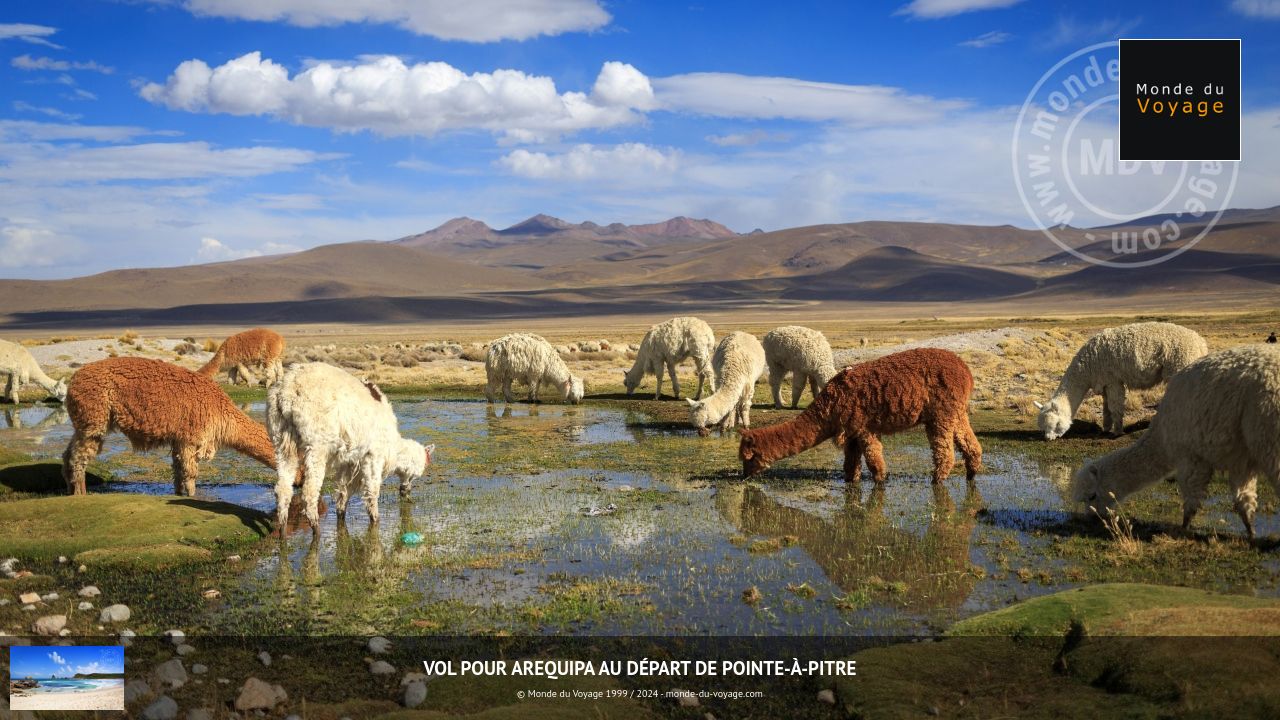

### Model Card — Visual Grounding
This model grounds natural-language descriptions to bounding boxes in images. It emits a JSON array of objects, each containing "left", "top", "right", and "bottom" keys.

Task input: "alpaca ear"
[
  {"left": 1033, "top": 400, "right": 1044, "bottom": 410},
  {"left": 685, "top": 398, "right": 697, "bottom": 407},
  {"left": 424, "top": 444, "right": 435, "bottom": 462}
]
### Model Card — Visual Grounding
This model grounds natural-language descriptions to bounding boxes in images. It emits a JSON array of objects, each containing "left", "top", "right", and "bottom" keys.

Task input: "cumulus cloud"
[
  {"left": 897, "top": 0, "right": 1023, "bottom": 19},
  {"left": 196, "top": 236, "right": 300, "bottom": 262},
  {"left": 499, "top": 143, "right": 680, "bottom": 181},
  {"left": 49, "top": 651, "right": 66, "bottom": 665},
  {"left": 652, "top": 73, "right": 966, "bottom": 125},
  {"left": 1232, "top": 0, "right": 1280, "bottom": 18},
  {"left": 0, "top": 141, "right": 339, "bottom": 183},
  {"left": 959, "top": 30, "right": 1011, "bottom": 48},
  {"left": 175, "top": 0, "right": 610, "bottom": 41},
  {"left": 0, "top": 23, "right": 63, "bottom": 49},
  {"left": 140, "top": 53, "right": 653, "bottom": 142},
  {"left": 0, "top": 222, "right": 81, "bottom": 269},
  {"left": 11, "top": 54, "right": 114, "bottom": 74}
]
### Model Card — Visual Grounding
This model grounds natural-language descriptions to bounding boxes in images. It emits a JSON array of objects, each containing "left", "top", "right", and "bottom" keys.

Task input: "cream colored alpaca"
[
  {"left": 0, "top": 339, "right": 66, "bottom": 404},
  {"left": 687, "top": 331, "right": 766, "bottom": 435}
]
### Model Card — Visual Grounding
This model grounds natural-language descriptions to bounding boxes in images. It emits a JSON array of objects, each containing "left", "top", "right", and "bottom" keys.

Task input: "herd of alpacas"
[{"left": 2, "top": 319, "right": 1278, "bottom": 542}]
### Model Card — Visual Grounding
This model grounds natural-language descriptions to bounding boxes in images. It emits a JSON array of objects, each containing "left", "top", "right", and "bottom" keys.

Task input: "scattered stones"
[
  {"left": 78, "top": 585, "right": 101, "bottom": 597},
  {"left": 817, "top": 689, "right": 836, "bottom": 704},
  {"left": 78, "top": 564, "right": 87, "bottom": 573},
  {"left": 188, "top": 709, "right": 213, "bottom": 720},
  {"left": 124, "top": 679, "right": 153, "bottom": 704},
  {"left": 369, "top": 660, "right": 396, "bottom": 676},
  {"left": 40, "top": 592, "right": 59, "bottom": 601},
  {"left": 18, "top": 592, "right": 40, "bottom": 605},
  {"left": 201, "top": 589, "right": 221, "bottom": 600},
  {"left": 57, "top": 556, "right": 68, "bottom": 564},
  {"left": 100, "top": 604, "right": 131, "bottom": 623},
  {"left": 225, "top": 555, "right": 241, "bottom": 563},
  {"left": 141, "top": 695, "right": 178, "bottom": 720},
  {"left": 0, "top": 557, "right": 18, "bottom": 576},
  {"left": 0, "top": 598, "right": 8, "bottom": 606},
  {"left": 257, "top": 651, "right": 272, "bottom": 667},
  {"left": 120, "top": 628, "right": 136, "bottom": 646},
  {"left": 176, "top": 644, "right": 196, "bottom": 656},
  {"left": 58, "top": 629, "right": 71, "bottom": 637},
  {"left": 234, "top": 678, "right": 287, "bottom": 712},
  {"left": 367, "top": 636, "right": 391, "bottom": 654},
  {"left": 403, "top": 681, "right": 427, "bottom": 708},
  {"left": 78, "top": 601, "right": 93, "bottom": 611},
  {"left": 216, "top": 678, "right": 230, "bottom": 685},
  {"left": 672, "top": 690, "right": 700, "bottom": 708},
  {"left": 22, "top": 604, "right": 36, "bottom": 611},
  {"left": 165, "top": 629, "right": 186, "bottom": 645},
  {"left": 153, "top": 658, "right": 187, "bottom": 689},
  {"left": 191, "top": 664, "right": 207, "bottom": 675},
  {"left": 400, "top": 672, "right": 428, "bottom": 687},
  {"left": 32, "top": 615, "right": 67, "bottom": 636}
]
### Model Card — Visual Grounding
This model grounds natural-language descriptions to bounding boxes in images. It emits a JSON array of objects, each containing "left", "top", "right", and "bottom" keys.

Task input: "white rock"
[
  {"left": 403, "top": 681, "right": 427, "bottom": 708},
  {"left": 124, "top": 679, "right": 153, "bottom": 704},
  {"left": 257, "top": 650, "right": 272, "bottom": 667},
  {"left": 0, "top": 557, "right": 17, "bottom": 575},
  {"left": 78, "top": 564, "right": 88, "bottom": 573},
  {"left": 57, "top": 556, "right": 68, "bottom": 564},
  {"left": 78, "top": 601, "right": 93, "bottom": 611},
  {"left": 100, "top": 604, "right": 131, "bottom": 623},
  {"left": 32, "top": 614, "right": 67, "bottom": 636},
  {"left": 40, "top": 592, "right": 59, "bottom": 601},
  {"left": 18, "top": 591, "right": 40, "bottom": 604},
  {"left": 142, "top": 696, "right": 178, "bottom": 720},
  {"left": 400, "top": 672, "right": 428, "bottom": 687},
  {"left": 0, "top": 598, "right": 8, "bottom": 606},
  {"left": 22, "top": 604, "right": 36, "bottom": 611},
  {"left": 234, "top": 678, "right": 285, "bottom": 712},
  {"left": 191, "top": 664, "right": 207, "bottom": 675},
  {"left": 216, "top": 678, "right": 230, "bottom": 685},
  {"left": 817, "top": 689, "right": 836, "bottom": 704},
  {"left": 176, "top": 644, "right": 196, "bottom": 656},
  {"left": 165, "top": 629, "right": 186, "bottom": 645},
  {"left": 153, "top": 658, "right": 187, "bottom": 688},
  {"left": 58, "top": 628, "right": 71, "bottom": 637},
  {"left": 367, "top": 636, "right": 392, "bottom": 654},
  {"left": 369, "top": 660, "right": 396, "bottom": 675}
]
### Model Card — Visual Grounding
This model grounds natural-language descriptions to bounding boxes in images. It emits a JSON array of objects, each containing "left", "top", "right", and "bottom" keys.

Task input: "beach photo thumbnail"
[{"left": 9, "top": 645, "right": 124, "bottom": 711}]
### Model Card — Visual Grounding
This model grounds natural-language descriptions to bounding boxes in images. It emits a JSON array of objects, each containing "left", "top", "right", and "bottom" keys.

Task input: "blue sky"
[
  {"left": 10, "top": 645, "right": 124, "bottom": 678},
  {"left": 1, "top": 0, "right": 1278, "bottom": 278}
]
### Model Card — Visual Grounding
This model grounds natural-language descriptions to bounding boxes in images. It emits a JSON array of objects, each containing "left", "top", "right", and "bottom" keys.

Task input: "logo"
[{"left": 1012, "top": 41, "right": 1239, "bottom": 269}]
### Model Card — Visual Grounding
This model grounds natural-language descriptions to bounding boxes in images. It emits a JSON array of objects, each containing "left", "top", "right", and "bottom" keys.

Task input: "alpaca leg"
[
  {"left": 484, "top": 376, "right": 497, "bottom": 403},
  {"left": 768, "top": 364, "right": 785, "bottom": 409},
  {"left": 62, "top": 433, "right": 103, "bottom": 495},
  {"left": 300, "top": 451, "right": 327, "bottom": 534},
  {"left": 502, "top": 378, "right": 514, "bottom": 403},
  {"left": 1101, "top": 384, "right": 1126, "bottom": 435},
  {"left": 652, "top": 361, "right": 664, "bottom": 400},
  {"left": 808, "top": 375, "right": 822, "bottom": 403},
  {"left": 668, "top": 361, "right": 681, "bottom": 400},
  {"left": 1176, "top": 461, "right": 1213, "bottom": 532},
  {"left": 843, "top": 437, "right": 866, "bottom": 483},
  {"left": 863, "top": 435, "right": 887, "bottom": 484},
  {"left": 3, "top": 373, "right": 17, "bottom": 404},
  {"left": 1229, "top": 472, "right": 1258, "bottom": 540},
  {"left": 274, "top": 445, "right": 301, "bottom": 525},
  {"left": 234, "top": 363, "right": 256, "bottom": 386},
  {"left": 738, "top": 385, "right": 753, "bottom": 429},
  {"left": 333, "top": 464, "right": 352, "bottom": 518},
  {"left": 530, "top": 377, "right": 541, "bottom": 403},
  {"left": 171, "top": 444, "right": 199, "bottom": 496},
  {"left": 790, "top": 371, "right": 804, "bottom": 409},
  {"left": 926, "top": 422, "right": 957, "bottom": 484},
  {"left": 359, "top": 456, "right": 381, "bottom": 524},
  {"left": 953, "top": 417, "right": 983, "bottom": 485},
  {"left": 694, "top": 360, "right": 708, "bottom": 401}
]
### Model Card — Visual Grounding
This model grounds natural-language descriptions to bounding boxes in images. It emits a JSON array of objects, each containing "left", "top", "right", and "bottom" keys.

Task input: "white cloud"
[
  {"left": 140, "top": 53, "right": 653, "bottom": 142},
  {"left": 0, "top": 23, "right": 63, "bottom": 49},
  {"left": 251, "top": 193, "right": 325, "bottom": 210},
  {"left": 12, "top": 101, "right": 81, "bottom": 121},
  {"left": 73, "top": 662, "right": 109, "bottom": 676},
  {"left": 652, "top": 73, "right": 966, "bottom": 125},
  {"left": 0, "top": 120, "right": 171, "bottom": 142},
  {"left": 196, "top": 236, "right": 300, "bottom": 262},
  {"left": 48, "top": 651, "right": 66, "bottom": 665},
  {"left": 12, "top": 54, "right": 114, "bottom": 74},
  {"left": 500, "top": 143, "right": 680, "bottom": 181},
  {"left": 176, "top": 0, "right": 610, "bottom": 41},
  {"left": 1232, "top": 0, "right": 1280, "bottom": 18},
  {"left": 897, "top": 0, "right": 1023, "bottom": 19},
  {"left": 0, "top": 222, "right": 81, "bottom": 269},
  {"left": 1045, "top": 16, "right": 1142, "bottom": 47},
  {"left": 0, "top": 142, "right": 340, "bottom": 183},
  {"left": 705, "top": 130, "right": 791, "bottom": 147},
  {"left": 959, "top": 30, "right": 1012, "bottom": 48}
]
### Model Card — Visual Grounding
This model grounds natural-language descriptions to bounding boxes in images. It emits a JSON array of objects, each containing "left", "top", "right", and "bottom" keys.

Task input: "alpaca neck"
[
  {"left": 26, "top": 363, "right": 60, "bottom": 392},
  {"left": 1102, "top": 434, "right": 1173, "bottom": 500},
  {"left": 701, "top": 366, "right": 748, "bottom": 423},
  {"left": 221, "top": 410, "right": 277, "bottom": 468},
  {"left": 753, "top": 411, "right": 832, "bottom": 464},
  {"left": 1054, "top": 360, "right": 1093, "bottom": 414},
  {"left": 197, "top": 347, "right": 225, "bottom": 377}
]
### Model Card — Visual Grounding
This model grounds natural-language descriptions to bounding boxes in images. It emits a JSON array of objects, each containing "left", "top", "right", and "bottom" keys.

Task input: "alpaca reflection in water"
[{"left": 717, "top": 482, "right": 981, "bottom": 610}]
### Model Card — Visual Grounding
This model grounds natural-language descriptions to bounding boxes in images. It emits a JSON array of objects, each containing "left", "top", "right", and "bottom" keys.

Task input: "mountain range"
[{"left": 1, "top": 208, "right": 1277, "bottom": 327}]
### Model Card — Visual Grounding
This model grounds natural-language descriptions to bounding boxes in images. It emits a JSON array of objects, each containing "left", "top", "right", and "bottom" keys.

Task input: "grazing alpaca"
[
  {"left": 1036, "top": 322, "right": 1207, "bottom": 439},
  {"left": 199, "top": 328, "right": 286, "bottom": 386},
  {"left": 484, "top": 333, "right": 585, "bottom": 404},
  {"left": 0, "top": 339, "right": 67, "bottom": 404},
  {"left": 1073, "top": 346, "right": 1280, "bottom": 539},
  {"left": 762, "top": 326, "right": 836, "bottom": 409},
  {"left": 738, "top": 348, "right": 982, "bottom": 485},
  {"left": 62, "top": 357, "right": 276, "bottom": 495},
  {"left": 623, "top": 316, "right": 716, "bottom": 400},
  {"left": 687, "top": 331, "right": 766, "bottom": 436},
  {"left": 268, "top": 362, "right": 433, "bottom": 531}
]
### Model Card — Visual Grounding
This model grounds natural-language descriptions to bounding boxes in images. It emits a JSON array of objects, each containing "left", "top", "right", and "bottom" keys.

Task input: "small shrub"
[
  {"left": 118, "top": 330, "right": 139, "bottom": 343},
  {"left": 202, "top": 339, "right": 219, "bottom": 353}
]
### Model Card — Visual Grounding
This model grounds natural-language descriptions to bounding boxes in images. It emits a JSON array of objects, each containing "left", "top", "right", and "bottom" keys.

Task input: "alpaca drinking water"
[
  {"left": 199, "top": 328, "right": 286, "bottom": 386},
  {"left": 687, "top": 331, "right": 765, "bottom": 435},
  {"left": 0, "top": 339, "right": 67, "bottom": 404}
]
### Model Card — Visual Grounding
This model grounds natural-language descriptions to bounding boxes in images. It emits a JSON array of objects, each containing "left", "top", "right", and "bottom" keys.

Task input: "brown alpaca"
[
  {"left": 738, "top": 348, "right": 982, "bottom": 485},
  {"left": 198, "top": 328, "right": 286, "bottom": 386},
  {"left": 62, "top": 357, "right": 277, "bottom": 495}
]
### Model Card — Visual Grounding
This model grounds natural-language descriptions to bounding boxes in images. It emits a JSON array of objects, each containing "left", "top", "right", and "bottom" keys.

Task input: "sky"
[
  {"left": 10, "top": 645, "right": 124, "bottom": 678},
  {"left": 1, "top": 0, "right": 1279, "bottom": 278}
]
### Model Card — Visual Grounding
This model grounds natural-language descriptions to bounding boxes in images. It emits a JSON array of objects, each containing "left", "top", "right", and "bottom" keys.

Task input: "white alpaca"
[
  {"left": 762, "top": 326, "right": 836, "bottom": 409},
  {"left": 268, "top": 362, "right": 433, "bottom": 531},
  {"left": 1036, "top": 322, "right": 1207, "bottom": 439},
  {"left": 0, "top": 339, "right": 67, "bottom": 404},
  {"left": 1073, "top": 346, "right": 1280, "bottom": 539},
  {"left": 484, "top": 333, "right": 585, "bottom": 404},
  {"left": 686, "top": 331, "right": 766, "bottom": 435},
  {"left": 623, "top": 316, "right": 716, "bottom": 400}
]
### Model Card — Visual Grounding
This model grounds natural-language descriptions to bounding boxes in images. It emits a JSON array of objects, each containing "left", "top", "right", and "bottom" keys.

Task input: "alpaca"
[
  {"left": 268, "top": 362, "right": 433, "bottom": 531},
  {"left": 687, "top": 331, "right": 765, "bottom": 436},
  {"left": 623, "top": 316, "right": 716, "bottom": 400},
  {"left": 738, "top": 348, "right": 982, "bottom": 485},
  {"left": 199, "top": 328, "right": 286, "bottom": 386},
  {"left": 1036, "top": 322, "right": 1207, "bottom": 439},
  {"left": 61, "top": 357, "right": 276, "bottom": 495},
  {"left": 762, "top": 326, "right": 836, "bottom": 409},
  {"left": 1072, "top": 346, "right": 1280, "bottom": 539},
  {"left": 484, "top": 333, "right": 585, "bottom": 404},
  {"left": 0, "top": 339, "right": 67, "bottom": 404}
]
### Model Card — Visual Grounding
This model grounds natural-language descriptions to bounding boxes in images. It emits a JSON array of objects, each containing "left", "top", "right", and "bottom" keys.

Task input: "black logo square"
[{"left": 1120, "top": 39, "right": 1240, "bottom": 161}]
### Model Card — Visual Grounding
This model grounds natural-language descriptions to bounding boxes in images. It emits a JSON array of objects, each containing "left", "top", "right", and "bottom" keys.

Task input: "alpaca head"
[
  {"left": 1035, "top": 397, "right": 1072, "bottom": 440},
  {"left": 685, "top": 398, "right": 714, "bottom": 437},
  {"left": 1070, "top": 458, "right": 1119, "bottom": 514},
  {"left": 562, "top": 376, "right": 585, "bottom": 405},
  {"left": 49, "top": 378, "right": 68, "bottom": 402},
  {"left": 738, "top": 432, "right": 769, "bottom": 478},
  {"left": 393, "top": 439, "right": 433, "bottom": 496},
  {"left": 622, "top": 368, "right": 641, "bottom": 395}
]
